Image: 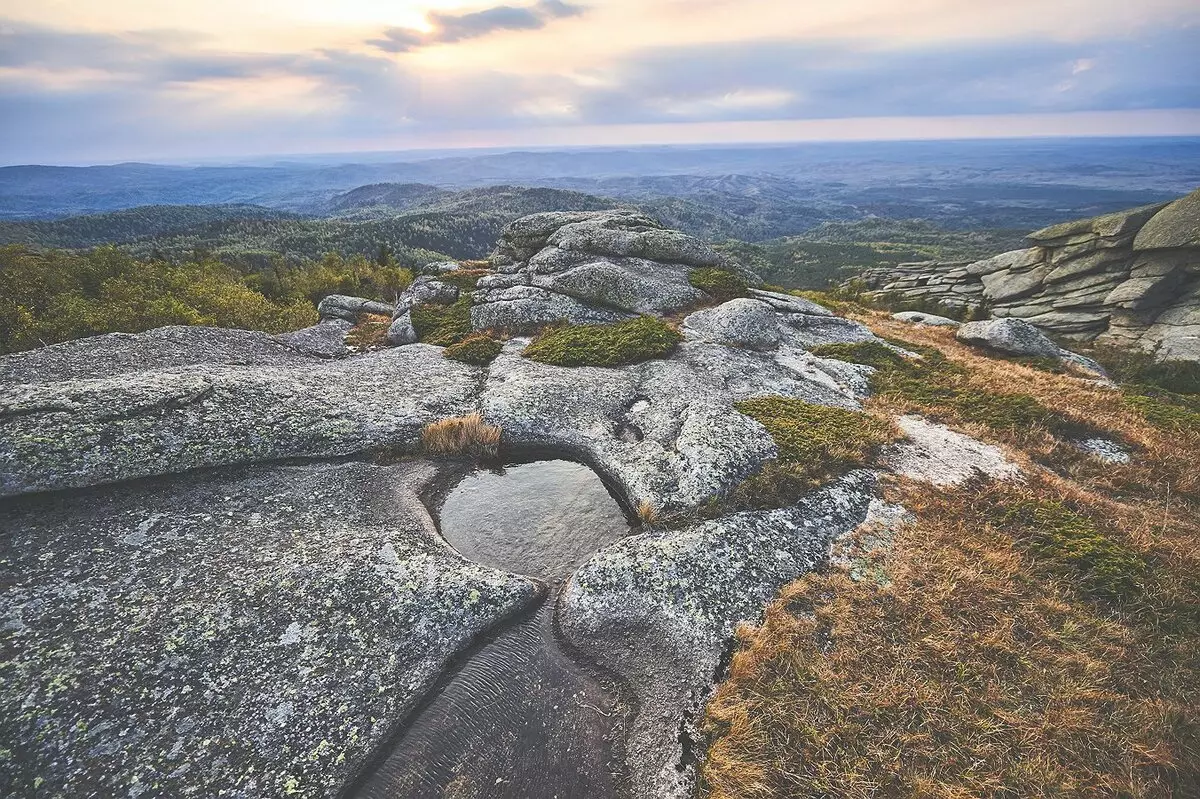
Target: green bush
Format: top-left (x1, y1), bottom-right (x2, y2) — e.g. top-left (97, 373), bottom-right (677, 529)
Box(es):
top-left (523, 316), bottom-right (682, 367)
top-left (411, 297), bottom-right (474, 347)
top-left (689, 268), bottom-right (749, 301)
top-left (444, 334), bottom-right (503, 365)
top-left (993, 499), bottom-right (1146, 600)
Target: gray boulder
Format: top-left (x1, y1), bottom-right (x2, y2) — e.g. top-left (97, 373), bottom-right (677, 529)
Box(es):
top-left (316, 294), bottom-right (394, 322)
top-left (406, 276), bottom-right (460, 306)
top-left (0, 460), bottom-right (537, 799)
top-left (1133, 188), bottom-right (1200, 250)
top-left (530, 258), bottom-right (705, 315)
top-left (683, 298), bottom-right (781, 350)
top-left (748, 288), bottom-right (835, 317)
top-left (560, 471), bottom-right (879, 799)
top-left (274, 319), bottom-right (354, 359)
top-left (470, 285), bottom-right (632, 333)
top-left (386, 312), bottom-right (418, 345)
top-left (892, 310), bottom-right (961, 327)
top-left (956, 317), bottom-right (1063, 358)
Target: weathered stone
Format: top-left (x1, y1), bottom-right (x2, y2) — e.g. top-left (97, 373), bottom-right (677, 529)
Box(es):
top-left (386, 312), bottom-right (418, 345)
top-left (531, 258), bottom-right (704, 315)
top-left (1134, 188), bottom-right (1200, 250)
top-left (884, 416), bottom-right (1019, 485)
top-left (981, 262), bottom-right (1053, 302)
top-left (560, 471), bottom-right (879, 799)
top-left (966, 247), bottom-right (1042, 276)
top-left (747, 288), bottom-right (835, 316)
top-left (407, 276), bottom-right (460, 306)
top-left (780, 314), bottom-right (878, 348)
top-left (1030, 201), bottom-right (1169, 243)
top-left (1044, 249), bottom-right (1128, 283)
top-left (892, 311), bottom-right (961, 327)
top-left (316, 294), bottom-right (394, 322)
top-left (0, 460), bottom-right (538, 799)
top-left (274, 319), bottom-right (354, 359)
top-left (471, 285), bottom-right (632, 333)
top-left (683, 299), bottom-right (781, 351)
top-left (957, 317), bottom-right (1062, 358)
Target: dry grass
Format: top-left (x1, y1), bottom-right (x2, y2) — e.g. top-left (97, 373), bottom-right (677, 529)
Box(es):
top-left (344, 312), bottom-right (392, 350)
top-left (701, 312), bottom-right (1200, 799)
top-left (636, 499), bottom-right (660, 526)
top-left (420, 413), bottom-right (501, 459)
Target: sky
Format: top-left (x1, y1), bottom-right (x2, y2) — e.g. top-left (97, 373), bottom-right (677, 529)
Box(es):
top-left (1, 0), bottom-right (1199, 164)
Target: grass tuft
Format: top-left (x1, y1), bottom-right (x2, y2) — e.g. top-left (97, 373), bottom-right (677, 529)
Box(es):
top-left (411, 296), bottom-right (473, 347)
top-left (636, 499), bottom-right (659, 526)
top-left (689, 268), bottom-right (750, 300)
top-left (443, 334), bottom-right (503, 366)
top-left (522, 315), bottom-right (682, 367)
top-left (435, 269), bottom-right (492, 292)
top-left (420, 413), bottom-right (501, 459)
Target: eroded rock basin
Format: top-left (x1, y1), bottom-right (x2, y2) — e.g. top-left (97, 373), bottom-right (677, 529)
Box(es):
top-left (354, 459), bottom-right (632, 799)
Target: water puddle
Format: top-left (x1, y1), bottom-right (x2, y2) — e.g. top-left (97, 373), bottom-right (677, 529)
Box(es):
top-left (353, 459), bottom-right (631, 799)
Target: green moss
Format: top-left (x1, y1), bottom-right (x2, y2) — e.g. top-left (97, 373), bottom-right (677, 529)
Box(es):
top-left (522, 316), bottom-right (682, 367)
top-left (1122, 390), bottom-right (1200, 433)
top-left (734, 397), bottom-right (896, 507)
top-left (444, 334), bottom-right (503, 365)
top-left (411, 297), bottom-right (473, 347)
top-left (436, 269), bottom-right (492, 291)
top-left (994, 499), bottom-right (1146, 600)
top-left (688, 268), bottom-right (749, 300)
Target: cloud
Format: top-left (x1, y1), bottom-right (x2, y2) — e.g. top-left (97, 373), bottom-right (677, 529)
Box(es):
top-left (368, 0), bottom-right (586, 53)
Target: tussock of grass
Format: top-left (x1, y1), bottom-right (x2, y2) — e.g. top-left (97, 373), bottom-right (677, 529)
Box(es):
top-left (420, 413), bottom-right (501, 458)
top-left (636, 499), bottom-right (659, 526)
top-left (733, 397), bottom-right (897, 507)
top-left (702, 476), bottom-right (1200, 799)
top-left (344, 312), bottom-right (392, 350)
top-left (443, 334), bottom-right (503, 365)
top-left (522, 316), bottom-right (682, 367)
top-left (689, 268), bottom-right (749, 300)
top-left (411, 296), bottom-right (473, 347)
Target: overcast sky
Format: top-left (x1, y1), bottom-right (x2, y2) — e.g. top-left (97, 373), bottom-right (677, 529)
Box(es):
top-left (2, 0), bottom-right (1199, 164)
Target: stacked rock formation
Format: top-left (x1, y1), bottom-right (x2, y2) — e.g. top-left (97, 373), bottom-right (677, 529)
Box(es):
top-left (856, 188), bottom-right (1200, 360)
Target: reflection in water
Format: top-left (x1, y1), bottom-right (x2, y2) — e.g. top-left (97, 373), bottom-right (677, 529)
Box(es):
top-left (353, 460), bottom-right (631, 799)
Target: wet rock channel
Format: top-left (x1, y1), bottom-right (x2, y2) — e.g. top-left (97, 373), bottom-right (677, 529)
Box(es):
top-left (352, 459), bottom-right (633, 799)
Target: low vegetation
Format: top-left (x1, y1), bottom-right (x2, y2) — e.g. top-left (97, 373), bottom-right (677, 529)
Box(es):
top-left (443, 334), bottom-right (503, 365)
top-left (688, 267), bottom-right (749, 300)
top-left (344, 313), bottom-right (392, 351)
top-left (522, 316), bottom-right (682, 367)
top-left (435, 268), bottom-right (493, 291)
top-left (0, 245), bottom-right (413, 354)
top-left (411, 297), bottom-right (474, 347)
top-left (420, 413), bottom-right (502, 459)
top-left (733, 397), bottom-right (897, 508)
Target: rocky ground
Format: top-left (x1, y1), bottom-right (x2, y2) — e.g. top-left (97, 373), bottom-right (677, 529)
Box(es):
top-left (1, 209), bottom-right (1191, 799)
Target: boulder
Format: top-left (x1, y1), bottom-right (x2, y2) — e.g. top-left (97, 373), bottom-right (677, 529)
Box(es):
top-left (316, 294), bottom-right (394, 322)
top-left (0, 460), bottom-right (538, 798)
top-left (748, 288), bottom-right (835, 317)
top-left (892, 311), bottom-right (961, 327)
top-left (406, 276), bottom-right (460, 306)
top-left (682, 299), bottom-right (781, 350)
top-left (386, 312), bottom-right (418, 345)
top-left (274, 319), bottom-right (354, 359)
top-left (530, 258), bottom-right (705, 315)
top-left (1133, 188), bottom-right (1200, 250)
top-left (956, 317), bottom-right (1063, 358)
top-left (470, 285), bottom-right (632, 333)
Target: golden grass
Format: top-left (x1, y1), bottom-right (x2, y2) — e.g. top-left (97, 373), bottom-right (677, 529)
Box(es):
top-left (636, 499), bottom-right (660, 526)
top-left (420, 413), bottom-right (501, 459)
top-left (700, 312), bottom-right (1200, 799)
top-left (345, 312), bottom-right (392, 350)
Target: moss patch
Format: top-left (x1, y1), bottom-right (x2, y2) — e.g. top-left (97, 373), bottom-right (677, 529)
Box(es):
top-left (411, 297), bottom-right (473, 347)
top-left (1123, 386), bottom-right (1200, 433)
top-left (522, 316), bottom-right (682, 367)
top-left (733, 397), bottom-right (896, 507)
top-left (444, 334), bottom-right (503, 365)
top-left (689, 268), bottom-right (749, 301)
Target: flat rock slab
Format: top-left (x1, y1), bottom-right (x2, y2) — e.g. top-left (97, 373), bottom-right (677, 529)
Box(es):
top-left (885, 415), bottom-right (1020, 486)
top-left (560, 471), bottom-right (879, 799)
top-left (0, 460), bottom-right (538, 798)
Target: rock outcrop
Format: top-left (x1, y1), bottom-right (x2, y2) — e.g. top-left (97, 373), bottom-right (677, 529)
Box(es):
top-left (857, 189), bottom-right (1200, 360)
top-left (0, 210), bottom-right (1026, 799)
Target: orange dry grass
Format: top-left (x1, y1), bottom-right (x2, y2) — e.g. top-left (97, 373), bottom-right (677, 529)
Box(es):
top-left (702, 476), bottom-right (1200, 799)
top-left (420, 413), bottom-right (501, 458)
top-left (345, 312), bottom-right (392, 350)
top-left (701, 314), bottom-right (1200, 799)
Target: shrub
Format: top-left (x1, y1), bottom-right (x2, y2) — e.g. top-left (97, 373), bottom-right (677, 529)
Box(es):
top-left (421, 413), bottom-right (501, 458)
top-left (734, 397), bottom-right (896, 506)
top-left (411, 297), bottom-right (473, 347)
top-left (344, 312), bottom-right (392, 351)
top-left (523, 316), bottom-right (682, 367)
top-left (444, 334), bottom-right (503, 365)
top-left (689, 268), bottom-right (749, 301)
